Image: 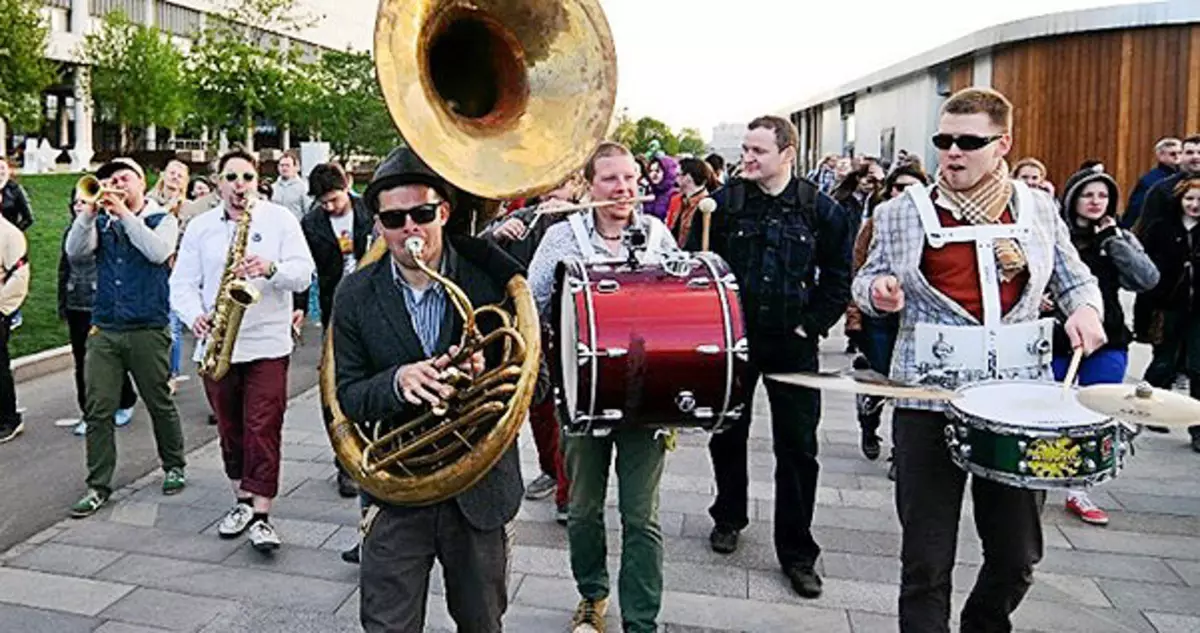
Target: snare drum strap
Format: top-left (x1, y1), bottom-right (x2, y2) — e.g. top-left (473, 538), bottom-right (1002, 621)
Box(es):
top-left (567, 213), bottom-right (598, 260)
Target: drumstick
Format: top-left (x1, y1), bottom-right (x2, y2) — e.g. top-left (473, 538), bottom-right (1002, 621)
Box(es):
top-left (1062, 347), bottom-right (1083, 397)
top-left (698, 198), bottom-right (717, 252)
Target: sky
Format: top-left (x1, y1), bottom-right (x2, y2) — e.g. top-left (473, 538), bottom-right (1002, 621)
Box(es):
top-left (295, 0), bottom-right (1148, 140)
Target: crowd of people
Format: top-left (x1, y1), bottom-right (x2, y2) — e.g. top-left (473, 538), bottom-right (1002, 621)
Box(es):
top-left (0, 84), bottom-right (1195, 633)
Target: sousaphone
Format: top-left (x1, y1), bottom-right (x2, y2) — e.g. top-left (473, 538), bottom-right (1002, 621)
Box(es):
top-left (320, 0), bottom-right (617, 506)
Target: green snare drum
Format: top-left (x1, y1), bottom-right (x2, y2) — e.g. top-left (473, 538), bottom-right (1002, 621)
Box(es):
top-left (945, 380), bottom-right (1129, 490)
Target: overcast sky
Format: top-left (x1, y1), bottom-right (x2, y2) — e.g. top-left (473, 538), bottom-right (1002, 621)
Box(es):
top-left (301, 0), bottom-right (1146, 139)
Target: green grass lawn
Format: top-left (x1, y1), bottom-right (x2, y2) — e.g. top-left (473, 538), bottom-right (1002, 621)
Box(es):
top-left (12, 173), bottom-right (77, 358)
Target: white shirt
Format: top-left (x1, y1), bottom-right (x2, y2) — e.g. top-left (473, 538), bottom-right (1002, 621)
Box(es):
top-left (329, 211), bottom-right (357, 275)
top-left (170, 199), bottom-right (315, 364)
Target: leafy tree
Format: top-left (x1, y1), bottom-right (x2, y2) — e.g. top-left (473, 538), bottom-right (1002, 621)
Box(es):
top-left (79, 11), bottom-right (191, 152)
top-left (0, 0), bottom-right (57, 139)
top-left (307, 49), bottom-right (401, 160)
top-left (677, 127), bottom-right (707, 157)
top-left (630, 117), bottom-right (679, 156)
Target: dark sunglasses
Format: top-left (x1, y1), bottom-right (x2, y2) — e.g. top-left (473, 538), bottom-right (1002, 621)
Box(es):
top-left (891, 181), bottom-right (913, 192)
top-left (222, 171), bottom-right (256, 183)
top-left (931, 133), bottom-right (1003, 151)
top-left (378, 202), bottom-right (440, 229)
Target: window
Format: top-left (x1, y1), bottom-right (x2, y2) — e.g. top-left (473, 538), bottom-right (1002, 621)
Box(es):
top-left (155, 1), bottom-right (201, 36)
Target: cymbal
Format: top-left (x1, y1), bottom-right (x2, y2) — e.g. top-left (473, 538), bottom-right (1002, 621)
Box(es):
top-left (1076, 383), bottom-right (1200, 428)
top-left (765, 369), bottom-right (960, 401)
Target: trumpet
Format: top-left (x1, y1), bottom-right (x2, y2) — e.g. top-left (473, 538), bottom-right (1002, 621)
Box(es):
top-left (75, 175), bottom-right (125, 206)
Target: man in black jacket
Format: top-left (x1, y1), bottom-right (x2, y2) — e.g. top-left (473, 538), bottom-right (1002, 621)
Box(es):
top-left (332, 147), bottom-right (527, 633)
top-left (703, 115), bottom-right (854, 599)
top-left (300, 162), bottom-right (374, 498)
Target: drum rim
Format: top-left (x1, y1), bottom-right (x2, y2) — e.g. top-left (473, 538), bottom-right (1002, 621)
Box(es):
top-left (947, 446), bottom-right (1119, 490)
top-left (950, 378), bottom-right (1112, 430)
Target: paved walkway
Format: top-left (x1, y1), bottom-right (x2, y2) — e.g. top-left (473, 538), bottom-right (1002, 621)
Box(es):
top-left (2, 334), bottom-right (1200, 632)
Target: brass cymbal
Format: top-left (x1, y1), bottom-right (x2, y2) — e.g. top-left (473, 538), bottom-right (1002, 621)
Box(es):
top-left (765, 369), bottom-right (960, 401)
top-left (1076, 383), bottom-right (1200, 428)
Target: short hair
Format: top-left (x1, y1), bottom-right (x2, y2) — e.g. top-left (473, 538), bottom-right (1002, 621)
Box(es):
top-left (584, 141), bottom-right (633, 182)
top-left (308, 162), bottom-right (349, 198)
top-left (279, 150), bottom-right (299, 166)
top-left (940, 87), bottom-right (1013, 132)
top-left (1183, 134), bottom-right (1200, 148)
top-left (747, 115), bottom-right (798, 152)
top-left (217, 148), bottom-right (258, 174)
top-left (1155, 137), bottom-right (1182, 152)
top-left (678, 157), bottom-right (719, 190)
top-left (1011, 157), bottom-right (1047, 178)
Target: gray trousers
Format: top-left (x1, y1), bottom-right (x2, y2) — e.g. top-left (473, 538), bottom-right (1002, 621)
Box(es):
top-left (893, 408), bottom-right (1045, 633)
top-left (360, 501), bottom-right (510, 633)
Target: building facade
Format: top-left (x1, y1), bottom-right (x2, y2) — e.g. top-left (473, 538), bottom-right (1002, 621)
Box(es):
top-left (783, 0), bottom-right (1200, 201)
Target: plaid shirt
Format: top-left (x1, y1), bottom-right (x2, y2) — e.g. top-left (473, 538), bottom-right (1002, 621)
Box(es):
top-left (852, 183), bottom-right (1103, 411)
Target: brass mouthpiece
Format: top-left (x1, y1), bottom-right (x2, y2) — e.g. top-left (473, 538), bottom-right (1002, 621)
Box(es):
top-left (405, 236), bottom-right (426, 259)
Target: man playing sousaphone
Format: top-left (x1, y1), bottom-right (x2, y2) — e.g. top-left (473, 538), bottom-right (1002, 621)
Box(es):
top-left (332, 147), bottom-right (542, 632)
top-left (852, 87), bottom-right (1105, 632)
top-left (170, 149), bottom-right (314, 551)
top-left (527, 141), bottom-right (678, 633)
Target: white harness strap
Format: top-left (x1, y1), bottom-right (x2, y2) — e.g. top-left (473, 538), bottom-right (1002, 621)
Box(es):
top-left (567, 213), bottom-right (598, 260)
top-left (909, 181), bottom-right (1038, 376)
top-left (643, 212), bottom-right (668, 260)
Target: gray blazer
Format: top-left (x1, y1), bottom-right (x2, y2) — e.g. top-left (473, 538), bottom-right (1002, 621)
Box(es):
top-left (332, 235), bottom-right (526, 531)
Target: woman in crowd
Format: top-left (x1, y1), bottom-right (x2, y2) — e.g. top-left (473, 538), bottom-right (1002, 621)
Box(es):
top-left (1011, 157), bottom-right (1056, 196)
top-left (57, 190), bottom-right (138, 435)
top-left (643, 154), bottom-right (680, 222)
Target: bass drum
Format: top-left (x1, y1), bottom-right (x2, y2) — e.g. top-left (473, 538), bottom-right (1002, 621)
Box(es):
top-left (551, 251), bottom-right (748, 435)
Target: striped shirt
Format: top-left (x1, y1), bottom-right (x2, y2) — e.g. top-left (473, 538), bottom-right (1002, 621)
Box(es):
top-left (390, 252), bottom-right (449, 356)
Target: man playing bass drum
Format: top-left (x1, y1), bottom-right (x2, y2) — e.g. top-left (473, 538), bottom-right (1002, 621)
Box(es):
top-left (700, 115), bottom-right (855, 599)
top-left (332, 147), bottom-right (542, 633)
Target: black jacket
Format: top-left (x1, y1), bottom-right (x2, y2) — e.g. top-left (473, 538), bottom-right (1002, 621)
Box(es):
top-left (1, 181), bottom-right (33, 231)
top-left (695, 176), bottom-right (854, 339)
top-left (297, 197), bottom-right (373, 327)
top-left (331, 235), bottom-right (530, 530)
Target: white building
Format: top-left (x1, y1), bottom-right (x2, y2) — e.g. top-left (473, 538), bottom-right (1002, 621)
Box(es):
top-left (708, 122), bottom-right (744, 165)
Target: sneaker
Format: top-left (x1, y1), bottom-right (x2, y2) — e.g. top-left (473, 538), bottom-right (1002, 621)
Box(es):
top-left (217, 502), bottom-right (254, 538)
top-left (860, 431), bottom-right (882, 461)
top-left (525, 473), bottom-right (557, 500)
top-left (709, 525), bottom-right (739, 554)
top-left (570, 597), bottom-right (608, 633)
top-left (1065, 494), bottom-right (1108, 525)
top-left (248, 520), bottom-right (281, 552)
top-left (784, 563), bottom-right (823, 598)
top-left (114, 407), bottom-right (134, 427)
top-left (72, 421), bottom-right (88, 437)
top-left (70, 488), bottom-right (109, 518)
top-left (0, 420), bottom-right (24, 444)
top-left (337, 470), bottom-right (359, 498)
top-left (10, 309), bottom-right (22, 330)
top-left (556, 503), bottom-right (568, 526)
top-left (162, 468), bottom-right (186, 495)
top-left (341, 543), bottom-right (360, 564)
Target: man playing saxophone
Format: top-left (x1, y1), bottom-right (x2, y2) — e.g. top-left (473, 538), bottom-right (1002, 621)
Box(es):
top-left (65, 158), bottom-right (188, 517)
top-left (169, 149), bottom-right (315, 551)
top-left (332, 147), bottom-right (534, 633)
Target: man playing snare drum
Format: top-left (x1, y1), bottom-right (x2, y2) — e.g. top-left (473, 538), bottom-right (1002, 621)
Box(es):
top-left (853, 87), bottom-right (1105, 633)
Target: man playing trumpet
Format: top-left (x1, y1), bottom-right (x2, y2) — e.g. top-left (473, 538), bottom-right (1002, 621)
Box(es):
top-left (169, 149), bottom-right (314, 551)
top-left (65, 158), bottom-right (188, 517)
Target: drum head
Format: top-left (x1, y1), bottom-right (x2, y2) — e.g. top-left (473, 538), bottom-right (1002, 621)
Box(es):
top-left (954, 381), bottom-right (1107, 427)
top-left (558, 275), bottom-right (580, 419)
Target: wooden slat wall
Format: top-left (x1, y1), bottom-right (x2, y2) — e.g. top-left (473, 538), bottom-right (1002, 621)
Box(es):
top-left (991, 25), bottom-right (1199, 211)
top-left (949, 56), bottom-right (974, 93)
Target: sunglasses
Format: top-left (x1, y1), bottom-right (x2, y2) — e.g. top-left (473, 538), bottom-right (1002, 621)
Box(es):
top-left (891, 182), bottom-right (913, 192)
top-left (931, 133), bottom-right (1003, 151)
top-left (222, 171), bottom-right (256, 183)
top-left (378, 202), bottom-right (441, 229)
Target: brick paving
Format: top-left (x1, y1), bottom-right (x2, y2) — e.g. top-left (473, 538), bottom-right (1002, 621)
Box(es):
top-left (3, 334), bottom-right (1200, 632)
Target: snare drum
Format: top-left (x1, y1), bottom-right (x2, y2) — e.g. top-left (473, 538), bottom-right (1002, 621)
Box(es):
top-left (552, 252), bottom-right (748, 435)
top-left (945, 380), bottom-right (1129, 490)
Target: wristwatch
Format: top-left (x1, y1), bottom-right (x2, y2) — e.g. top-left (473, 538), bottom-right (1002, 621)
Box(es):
top-left (266, 262), bottom-right (278, 279)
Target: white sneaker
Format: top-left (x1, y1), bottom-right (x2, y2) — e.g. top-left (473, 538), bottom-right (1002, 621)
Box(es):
top-left (248, 520), bottom-right (281, 551)
top-left (217, 503), bottom-right (254, 538)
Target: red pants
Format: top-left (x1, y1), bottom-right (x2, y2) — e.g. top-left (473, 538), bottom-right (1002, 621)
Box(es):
top-left (529, 399), bottom-right (570, 507)
top-left (203, 356), bottom-right (289, 498)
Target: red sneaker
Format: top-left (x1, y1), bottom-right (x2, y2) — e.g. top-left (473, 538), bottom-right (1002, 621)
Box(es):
top-left (1066, 494), bottom-right (1109, 526)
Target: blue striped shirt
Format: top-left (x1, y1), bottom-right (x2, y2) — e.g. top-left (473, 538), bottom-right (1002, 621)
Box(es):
top-left (390, 254), bottom-right (449, 356)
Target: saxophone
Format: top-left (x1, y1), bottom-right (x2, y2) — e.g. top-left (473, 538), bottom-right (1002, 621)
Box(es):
top-left (199, 194), bottom-right (262, 381)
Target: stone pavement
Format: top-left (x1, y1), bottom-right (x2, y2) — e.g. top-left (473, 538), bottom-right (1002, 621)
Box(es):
top-left (3, 335), bottom-right (1200, 632)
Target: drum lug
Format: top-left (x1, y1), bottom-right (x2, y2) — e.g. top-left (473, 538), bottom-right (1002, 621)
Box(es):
top-left (696, 344), bottom-right (721, 355)
top-left (1084, 458), bottom-right (1097, 472)
top-left (1085, 440), bottom-right (1098, 451)
top-left (732, 338), bottom-right (749, 362)
top-left (693, 407), bottom-right (714, 419)
top-left (725, 404), bottom-right (744, 419)
top-left (568, 280), bottom-right (586, 293)
top-left (604, 347), bottom-right (628, 358)
top-left (687, 278), bottom-right (712, 289)
top-left (959, 444), bottom-right (972, 459)
top-left (1017, 440), bottom-right (1028, 452)
top-left (932, 333), bottom-right (954, 360)
top-left (597, 279), bottom-right (620, 293)
top-left (676, 391), bottom-right (697, 413)
top-left (576, 343), bottom-right (592, 366)
top-left (1018, 461), bottom-right (1029, 474)
top-left (1027, 338), bottom-right (1052, 356)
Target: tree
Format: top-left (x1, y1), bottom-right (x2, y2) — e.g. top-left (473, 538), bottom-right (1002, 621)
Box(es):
top-left (677, 127), bottom-right (707, 157)
top-left (307, 49), bottom-right (401, 160)
top-left (0, 0), bottom-right (57, 141)
top-left (80, 11), bottom-right (191, 152)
